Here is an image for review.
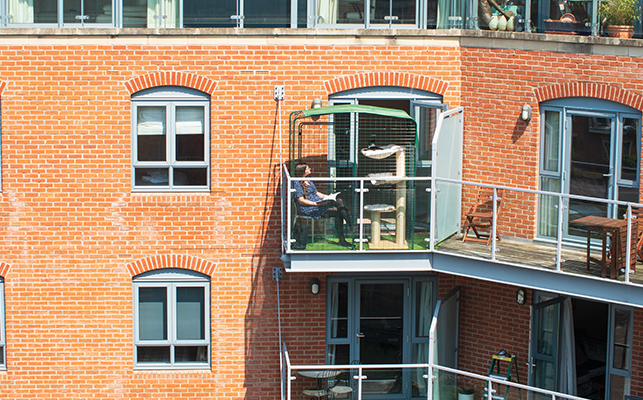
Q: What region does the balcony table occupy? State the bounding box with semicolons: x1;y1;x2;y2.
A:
570;215;629;279
299;369;342;399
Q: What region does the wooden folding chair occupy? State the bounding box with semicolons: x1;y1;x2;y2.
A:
462;187;504;246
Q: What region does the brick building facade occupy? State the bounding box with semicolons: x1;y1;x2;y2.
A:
0;29;641;400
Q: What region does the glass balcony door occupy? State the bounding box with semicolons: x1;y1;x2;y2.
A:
538;100;641;241
315;0;419;27
63;0;114;26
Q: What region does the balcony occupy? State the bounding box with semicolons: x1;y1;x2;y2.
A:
281;168;643;305
0;0;637;38
280;288;591;400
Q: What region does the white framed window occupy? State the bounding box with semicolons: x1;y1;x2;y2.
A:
131;87;210;192
0;277;5;370
133;269;210;369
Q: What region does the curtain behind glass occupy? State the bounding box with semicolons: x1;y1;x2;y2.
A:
9;0;34;23
413;281;432;397
437;0;463;28
557;298;577;395
318;0;338;23
147;0;179;28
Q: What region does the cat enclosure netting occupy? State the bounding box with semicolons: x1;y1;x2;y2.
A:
288;105;418;250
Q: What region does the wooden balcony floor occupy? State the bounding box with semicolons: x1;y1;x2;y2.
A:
437;234;643;285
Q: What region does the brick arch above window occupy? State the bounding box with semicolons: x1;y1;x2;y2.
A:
0;262;10;278
125;255;216;277
324;72;448;96
124;72;217;96
535;83;643;111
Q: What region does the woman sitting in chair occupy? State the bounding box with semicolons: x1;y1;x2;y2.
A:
294;163;352;247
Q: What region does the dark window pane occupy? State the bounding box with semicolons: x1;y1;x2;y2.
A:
0;346;3;365
173;168;207;186
136;168;169;186
138;135;167;162
123;0;147;27
621;118;638;181
245;0;290;27
176;287;205;340
176;134;205;161
175;346;209;363
138;287;167;341
137;106;167;161
183;0;238;27
137;346;170;363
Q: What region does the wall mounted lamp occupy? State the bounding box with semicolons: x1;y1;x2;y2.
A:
310;278;321;295
311;98;323;109
521;104;532;122
516;288;527;305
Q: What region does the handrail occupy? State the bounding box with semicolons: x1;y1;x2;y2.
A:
281;341;591;400
281;164;643;277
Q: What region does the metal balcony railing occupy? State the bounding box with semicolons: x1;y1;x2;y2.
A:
280;342;591;400
281;163;643;284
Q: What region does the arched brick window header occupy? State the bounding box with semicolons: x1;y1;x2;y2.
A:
0;262;10;278
125;255;216;277
535;83;643;111
124;72;217;96
325;72;448;96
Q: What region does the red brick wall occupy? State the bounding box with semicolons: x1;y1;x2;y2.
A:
0;39;640;399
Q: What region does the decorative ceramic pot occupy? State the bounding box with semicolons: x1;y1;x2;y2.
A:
497;15;507;31
488;14;498;30
458;393;475;400
607;25;634;38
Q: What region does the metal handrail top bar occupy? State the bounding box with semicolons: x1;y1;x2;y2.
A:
433;364;588;400
290;363;430;370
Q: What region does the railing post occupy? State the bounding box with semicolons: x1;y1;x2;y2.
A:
625;204;633;283
358;180;365;251
491;187;498;261
555;194;565;272
429;176;435;251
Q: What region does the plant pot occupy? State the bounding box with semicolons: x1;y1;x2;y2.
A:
607;24;634;38
458;393;475;400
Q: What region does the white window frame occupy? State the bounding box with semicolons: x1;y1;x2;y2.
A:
133;268;211;370
0;277;5;371
131;87;211;192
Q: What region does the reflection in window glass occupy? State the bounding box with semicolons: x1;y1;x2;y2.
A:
245;0;291;27
329;282;348;339
621;118;639;182
612;308;631;370
138;287;168;341
183;0;238;27
543;111;560;172
123;0;148;27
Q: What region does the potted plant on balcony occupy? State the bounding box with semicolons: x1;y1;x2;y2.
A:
600;0;641;38
457;384;475;400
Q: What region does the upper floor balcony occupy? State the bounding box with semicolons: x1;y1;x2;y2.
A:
280;105;643;307
1;0;640;38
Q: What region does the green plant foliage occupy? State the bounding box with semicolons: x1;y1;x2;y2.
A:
600;0;641;25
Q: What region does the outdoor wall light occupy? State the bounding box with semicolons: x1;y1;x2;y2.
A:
516;288;527;305
521;104;532;122
311;98;323;109
310;278;321;295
